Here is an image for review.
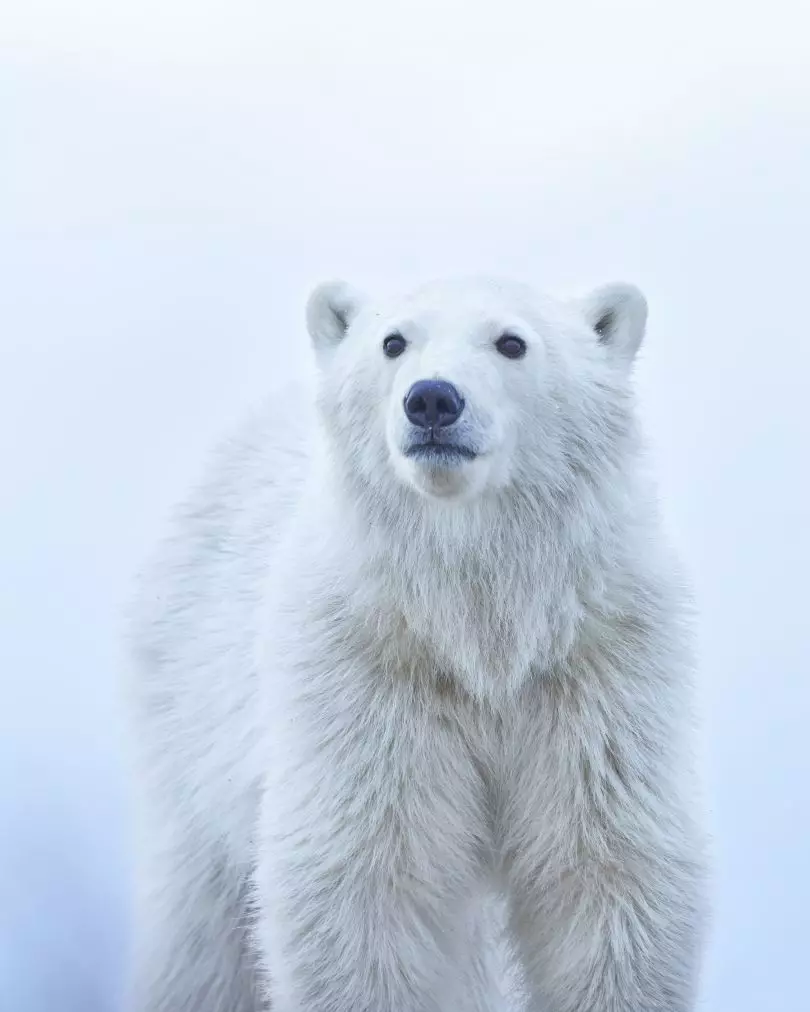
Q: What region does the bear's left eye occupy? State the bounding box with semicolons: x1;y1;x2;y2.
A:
383;333;407;358
495;333;527;359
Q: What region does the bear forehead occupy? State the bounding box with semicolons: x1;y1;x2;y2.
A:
370;276;566;329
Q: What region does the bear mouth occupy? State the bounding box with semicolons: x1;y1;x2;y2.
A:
404;440;478;465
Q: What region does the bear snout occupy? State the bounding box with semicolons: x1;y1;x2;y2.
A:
403;379;465;431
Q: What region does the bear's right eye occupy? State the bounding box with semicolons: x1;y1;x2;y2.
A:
383;333;407;359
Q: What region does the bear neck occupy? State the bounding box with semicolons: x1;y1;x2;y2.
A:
314;452;653;702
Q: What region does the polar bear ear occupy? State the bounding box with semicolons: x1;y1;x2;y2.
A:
577;282;648;364
306;280;366;353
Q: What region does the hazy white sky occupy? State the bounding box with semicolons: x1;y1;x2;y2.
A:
2;2;809;1010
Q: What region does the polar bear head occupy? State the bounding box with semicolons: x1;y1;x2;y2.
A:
306;276;647;507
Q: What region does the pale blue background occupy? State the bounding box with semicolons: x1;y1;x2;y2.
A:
2;3;808;1009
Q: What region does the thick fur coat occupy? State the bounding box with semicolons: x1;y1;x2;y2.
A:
127;277;708;1012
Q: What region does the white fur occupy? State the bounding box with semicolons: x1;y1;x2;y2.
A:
126;276;708;1012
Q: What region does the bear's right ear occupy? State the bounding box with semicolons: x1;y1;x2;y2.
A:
306;281;366;354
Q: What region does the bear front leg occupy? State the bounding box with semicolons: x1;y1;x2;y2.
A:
501;674;708;1012
506;847;704;1012
254;672;490;1012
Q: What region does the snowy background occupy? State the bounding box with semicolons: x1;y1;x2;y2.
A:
1;2;809;1009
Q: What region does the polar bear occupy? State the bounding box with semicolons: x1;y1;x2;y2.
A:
127;276;708;1012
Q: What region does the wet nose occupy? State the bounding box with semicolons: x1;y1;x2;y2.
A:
403;379;464;430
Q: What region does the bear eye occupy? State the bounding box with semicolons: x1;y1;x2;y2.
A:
382;333;407;358
495;333;527;359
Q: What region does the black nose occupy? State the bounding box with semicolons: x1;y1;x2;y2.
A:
403;379;464;430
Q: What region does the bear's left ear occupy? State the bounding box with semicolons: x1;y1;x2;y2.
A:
306;280;367;354
576;282;648;363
